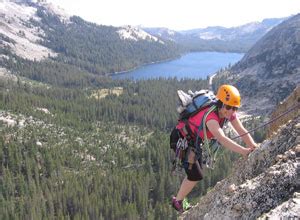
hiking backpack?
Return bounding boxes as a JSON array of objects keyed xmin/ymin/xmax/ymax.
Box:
[
  {"xmin": 171, "ymin": 89, "xmax": 224, "ymax": 173},
  {"xmin": 177, "ymin": 89, "xmax": 217, "ymax": 120}
]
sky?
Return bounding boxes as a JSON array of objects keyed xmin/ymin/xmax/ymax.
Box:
[{"xmin": 47, "ymin": 0, "xmax": 300, "ymax": 31}]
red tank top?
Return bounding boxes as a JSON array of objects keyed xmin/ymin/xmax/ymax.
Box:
[{"xmin": 176, "ymin": 107, "xmax": 236, "ymax": 140}]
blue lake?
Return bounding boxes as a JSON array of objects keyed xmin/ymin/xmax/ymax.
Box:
[{"xmin": 111, "ymin": 52, "xmax": 244, "ymax": 80}]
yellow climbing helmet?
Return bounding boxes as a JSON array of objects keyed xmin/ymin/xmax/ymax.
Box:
[{"xmin": 216, "ymin": 84, "xmax": 241, "ymax": 107}]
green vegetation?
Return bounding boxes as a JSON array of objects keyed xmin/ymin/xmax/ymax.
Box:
[
  {"xmin": 1, "ymin": 7, "xmax": 182, "ymax": 88},
  {"xmin": 0, "ymin": 76, "xmax": 266, "ymax": 219},
  {"xmin": 35, "ymin": 8, "xmax": 181, "ymax": 76}
]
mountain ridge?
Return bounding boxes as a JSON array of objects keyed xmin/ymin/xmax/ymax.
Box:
[
  {"xmin": 212, "ymin": 13, "xmax": 300, "ymax": 115},
  {"xmin": 143, "ymin": 17, "xmax": 287, "ymax": 53},
  {"xmin": 0, "ymin": 0, "xmax": 181, "ymax": 85}
]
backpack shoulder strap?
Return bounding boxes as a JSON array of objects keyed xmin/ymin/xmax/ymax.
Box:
[{"xmin": 196, "ymin": 105, "xmax": 217, "ymax": 151}]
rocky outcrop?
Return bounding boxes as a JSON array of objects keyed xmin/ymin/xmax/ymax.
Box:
[
  {"xmin": 181, "ymin": 89, "xmax": 300, "ymax": 219},
  {"xmin": 257, "ymin": 192, "xmax": 300, "ymax": 219},
  {"xmin": 268, "ymin": 86, "xmax": 300, "ymax": 137},
  {"xmin": 0, "ymin": 0, "xmax": 58, "ymax": 61},
  {"xmin": 213, "ymin": 14, "xmax": 300, "ymax": 115}
]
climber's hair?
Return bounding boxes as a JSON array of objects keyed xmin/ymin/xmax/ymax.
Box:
[{"xmin": 216, "ymin": 100, "xmax": 223, "ymax": 109}]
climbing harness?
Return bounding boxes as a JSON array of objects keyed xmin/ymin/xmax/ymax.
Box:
[{"xmin": 172, "ymin": 105, "xmax": 222, "ymax": 177}]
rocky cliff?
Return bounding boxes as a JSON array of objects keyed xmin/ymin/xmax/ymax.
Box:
[
  {"xmin": 268, "ymin": 86, "xmax": 300, "ymax": 137},
  {"xmin": 181, "ymin": 87, "xmax": 300, "ymax": 219},
  {"xmin": 213, "ymin": 14, "xmax": 300, "ymax": 115}
]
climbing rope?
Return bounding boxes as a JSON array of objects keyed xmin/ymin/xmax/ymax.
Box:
[{"xmin": 231, "ymin": 101, "xmax": 300, "ymax": 140}]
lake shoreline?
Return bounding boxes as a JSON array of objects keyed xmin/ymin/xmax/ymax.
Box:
[
  {"xmin": 111, "ymin": 52, "xmax": 244, "ymax": 80},
  {"xmin": 109, "ymin": 54, "xmax": 183, "ymax": 76}
]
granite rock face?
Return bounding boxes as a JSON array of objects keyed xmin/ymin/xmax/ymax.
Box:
[
  {"xmin": 257, "ymin": 192, "xmax": 300, "ymax": 219},
  {"xmin": 234, "ymin": 14, "xmax": 300, "ymax": 113},
  {"xmin": 181, "ymin": 89, "xmax": 300, "ymax": 220},
  {"xmin": 213, "ymin": 14, "xmax": 300, "ymax": 115}
]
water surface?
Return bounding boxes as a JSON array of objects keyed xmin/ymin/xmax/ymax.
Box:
[{"xmin": 111, "ymin": 52, "xmax": 244, "ymax": 80}]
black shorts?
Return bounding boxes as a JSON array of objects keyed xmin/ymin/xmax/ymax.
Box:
[
  {"xmin": 183, "ymin": 160, "xmax": 203, "ymax": 181},
  {"xmin": 170, "ymin": 127, "xmax": 203, "ymax": 181}
]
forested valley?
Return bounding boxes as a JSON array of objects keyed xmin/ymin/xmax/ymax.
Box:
[{"xmin": 0, "ymin": 75, "xmax": 266, "ymax": 219}]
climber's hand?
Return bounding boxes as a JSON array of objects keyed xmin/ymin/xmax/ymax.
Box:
[
  {"xmin": 248, "ymin": 143, "xmax": 258, "ymax": 151},
  {"xmin": 241, "ymin": 148, "xmax": 252, "ymax": 160}
]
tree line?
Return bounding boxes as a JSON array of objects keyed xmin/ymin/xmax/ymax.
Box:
[
  {"xmin": 0, "ymin": 77, "xmax": 267, "ymax": 219},
  {"xmin": 35, "ymin": 8, "xmax": 182, "ymax": 76}
]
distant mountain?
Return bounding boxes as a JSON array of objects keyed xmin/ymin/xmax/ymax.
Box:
[
  {"xmin": 180, "ymin": 18, "xmax": 286, "ymax": 40},
  {"xmin": 0, "ymin": 0, "xmax": 181, "ymax": 87},
  {"xmin": 143, "ymin": 17, "xmax": 288, "ymax": 53},
  {"xmin": 141, "ymin": 27, "xmax": 182, "ymax": 41},
  {"xmin": 212, "ymin": 14, "xmax": 300, "ymax": 114}
]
